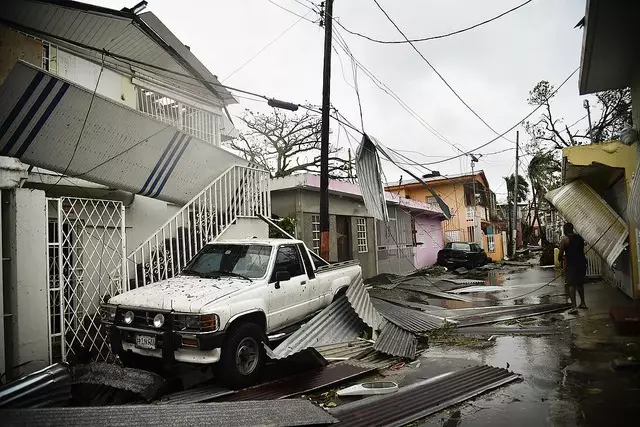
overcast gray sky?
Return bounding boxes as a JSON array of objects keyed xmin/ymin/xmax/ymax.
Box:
[{"xmin": 88, "ymin": 0, "xmax": 590, "ymax": 202}]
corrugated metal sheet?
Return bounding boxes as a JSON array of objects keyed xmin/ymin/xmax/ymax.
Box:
[
  {"xmin": 345, "ymin": 272, "xmax": 384, "ymax": 330},
  {"xmin": 397, "ymin": 284, "xmax": 478, "ymax": 302},
  {"xmin": 369, "ymin": 295, "xmax": 433, "ymax": 312},
  {"xmin": 546, "ymin": 180, "xmax": 628, "ymax": 267},
  {"xmin": 372, "ymin": 298, "xmax": 448, "ymax": 332},
  {"xmin": 330, "ymin": 365, "xmax": 519, "ymax": 427},
  {"xmin": 441, "ymin": 278, "xmax": 486, "ymax": 285},
  {"xmin": 315, "ymin": 341, "xmax": 373, "ymax": 360},
  {"xmin": 155, "ymin": 385, "xmax": 234, "ymax": 405},
  {"xmin": 0, "ymin": 363, "xmax": 71, "ymax": 409},
  {"xmin": 628, "ymin": 163, "xmax": 640, "ymax": 228},
  {"xmin": 354, "ymin": 348, "xmax": 402, "ymax": 370},
  {"xmin": 355, "ymin": 134, "xmax": 389, "ymax": 221},
  {"xmin": 454, "ymin": 303, "xmax": 572, "ymax": 327},
  {"xmin": 2, "ymin": 400, "xmax": 338, "ymax": 427},
  {"xmin": 0, "ymin": 63, "xmax": 248, "ymax": 204},
  {"xmin": 224, "ymin": 361, "xmax": 376, "ymax": 401},
  {"xmin": 1, "ymin": 0, "xmax": 235, "ymax": 104},
  {"xmin": 373, "ymin": 321, "xmax": 417, "ymax": 359},
  {"xmin": 267, "ymin": 296, "xmax": 366, "ymax": 360}
]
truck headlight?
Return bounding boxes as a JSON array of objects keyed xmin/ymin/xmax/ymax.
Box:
[
  {"xmin": 177, "ymin": 314, "xmax": 219, "ymax": 332},
  {"xmin": 124, "ymin": 310, "xmax": 134, "ymax": 324},
  {"xmin": 153, "ymin": 313, "xmax": 165, "ymax": 328},
  {"xmin": 99, "ymin": 305, "xmax": 116, "ymax": 323}
]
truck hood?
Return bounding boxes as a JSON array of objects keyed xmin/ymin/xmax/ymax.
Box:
[{"xmin": 108, "ymin": 275, "xmax": 250, "ymax": 313}]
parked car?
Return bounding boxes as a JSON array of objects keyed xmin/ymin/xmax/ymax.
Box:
[
  {"xmin": 437, "ymin": 242, "xmax": 489, "ymax": 269},
  {"xmin": 100, "ymin": 239, "xmax": 361, "ymax": 388}
]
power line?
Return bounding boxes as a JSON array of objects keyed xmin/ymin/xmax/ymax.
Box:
[
  {"xmin": 417, "ymin": 67, "xmax": 580, "ymax": 166},
  {"xmin": 222, "ymin": 11, "xmax": 311, "ymax": 82},
  {"xmin": 265, "ymin": 0, "xmax": 319, "ymax": 23},
  {"xmin": 371, "ymin": 0, "xmax": 515, "ymax": 144},
  {"xmin": 331, "ymin": 27, "xmax": 467, "ymax": 156},
  {"xmin": 336, "ymin": 0, "xmax": 534, "ymax": 44}
]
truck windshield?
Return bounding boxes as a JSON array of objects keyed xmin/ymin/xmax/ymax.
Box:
[{"xmin": 184, "ymin": 244, "xmax": 272, "ymax": 279}]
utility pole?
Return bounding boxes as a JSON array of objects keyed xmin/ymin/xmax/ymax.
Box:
[
  {"xmin": 512, "ymin": 131, "xmax": 519, "ymax": 257},
  {"xmin": 584, "ymin": 99, "xmax": 594, "ymax": 143},
  {"xmin": 470, "ymin": 154, "xmax": 479, "ymax": 243},
  {"xmin": 319, "ymin": 0, "xmax": 334, "ymax": 261}
]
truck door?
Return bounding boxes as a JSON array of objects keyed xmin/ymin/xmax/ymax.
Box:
[{"xmin": 267, "ymin": 244, "xmax": 311, "ymax": 330}]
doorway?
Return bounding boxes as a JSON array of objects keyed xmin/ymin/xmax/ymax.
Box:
[{"xmin": 336, "ymin": 215, "xmax": 352, "ymax": 262}]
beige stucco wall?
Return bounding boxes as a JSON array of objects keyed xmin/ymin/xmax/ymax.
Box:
[{"xmin": 0, "ymin": 26, "xmax": 42, "ymax": 86}]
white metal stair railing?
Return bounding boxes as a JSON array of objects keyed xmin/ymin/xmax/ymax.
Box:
[{"xmin": 128, "ymin": 164, "xmax": 271, "ymax": 289}]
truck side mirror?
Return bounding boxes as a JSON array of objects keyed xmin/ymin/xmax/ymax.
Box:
[{"xmin": 275, "ymin": 271, "xmax": 291, "ymax": 284}]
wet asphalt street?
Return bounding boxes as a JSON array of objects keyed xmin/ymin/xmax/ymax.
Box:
[{"xmin": 382, "ymin": 265, "xmax": 640, "ymax": 427}]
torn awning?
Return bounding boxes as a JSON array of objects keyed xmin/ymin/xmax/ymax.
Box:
[
  {"xmin": 359, "ymin": 134, "xmax": 451, "ymax": 219},
  {"xmin": 628, "ymin": 163, "xmax": 640, "ymax": 229},
  {"xmin": 0, "ymin": 62, "xmax": 248, "ymax": 204},
  {"xmin": 545, "ymin": 179, "xmax": 628, "ymax": 267},
  {"xmin": 355, "ymin": 135, "xmax": 389, "ymax": 221}
]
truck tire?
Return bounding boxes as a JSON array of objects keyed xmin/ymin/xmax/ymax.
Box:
[{"xmin": 219, "ymin": 322, "xmax": 266, "ymax": 389}]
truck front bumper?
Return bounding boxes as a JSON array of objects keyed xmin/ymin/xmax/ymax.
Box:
[{"xmin": 109, "ymin": 325, "xmax": 225, "ymax": 365}]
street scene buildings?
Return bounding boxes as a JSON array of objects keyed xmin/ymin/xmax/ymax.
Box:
[{"xmin": 0, "ymin": 1, "xmax": 639, "ymax": 426}]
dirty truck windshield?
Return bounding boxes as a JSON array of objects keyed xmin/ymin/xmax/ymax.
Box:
[{"xmin": 185, "ymin": 244, "xmax": 272, "ymax": 279}]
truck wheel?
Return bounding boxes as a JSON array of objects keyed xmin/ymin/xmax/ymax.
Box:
[{"xmin": 219, "ymin": 322, "xmax": 266, "ymax": 389}]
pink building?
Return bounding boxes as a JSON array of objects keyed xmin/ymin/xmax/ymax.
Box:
[{"xmin": 271, "ymin": 174, "xmax": 447, "ymax": 277}]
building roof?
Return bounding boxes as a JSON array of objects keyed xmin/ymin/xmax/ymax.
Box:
[
  {"xmin": 270, "ymin": 173, "xmax": 446, "ymax": 218},
  {"xmin": 1, "ymin": 0, "xmax": 236, "ymax": 105},
  {"xmin": 578, "ymin": 0, "xmax": 640, "ymax": 94},
  {"xmin": 385, "ymin": 170, "xmax": 491, "ymax": 191}
]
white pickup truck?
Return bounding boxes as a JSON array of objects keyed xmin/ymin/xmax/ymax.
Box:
[{"xmin": 100, "ymin": 238, "xmax": 361, "ymax": 387}]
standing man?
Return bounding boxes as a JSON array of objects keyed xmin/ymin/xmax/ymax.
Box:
[{"xmin": 558, "ymin": 222, "xmax": 588, "ymax": 312}]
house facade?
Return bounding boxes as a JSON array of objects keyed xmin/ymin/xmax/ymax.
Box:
[
  {"xmin": 385, "ymin": 171, "xmax": 503, "ymax": 260},
  {"xmin": 270, "ymin": 174, "xmax": 446, "ymax": 278},
  {"xmin": 0, "ymin": 0, "xmax": 269, "ymax": 379}
]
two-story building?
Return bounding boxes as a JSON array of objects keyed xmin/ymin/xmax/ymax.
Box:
[
  {"xmin": 385, "ymin": 171, "xmax": 503, "ymax": 260},
  {"xmin": 0, "ymin": 0, "xmax": 270, "ymax": 378},
  {"xmin": 270, "ymin": 173, "xmax": 447, "ymax": 278}
]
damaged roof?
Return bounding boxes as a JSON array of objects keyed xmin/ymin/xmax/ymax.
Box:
[
  {"xmin": 372, "ymin": 298, "xmax": 451, "ymax": 332},
  {"xmin": 1, "ymin": 0, "xmax": 235, "ymax": 104},
  {"xmin": 330, "ymin": 365, "xmax": 520, "ymax": 426},
  {"xmin": 372, "ymin": 321, "xmax": 418, "ymax": 359},
  {"xmin": 345, "ymin": 273, "xmax": 384, "ymax": 331},
  {"xmin": 545, "ymin": 180, "xmax": 628, "ymax": 267},
  {"xmin": 266, "ymin": 296, "xmax": 366, "ymax": 360},
  {"xmin": 3, "ymin": 400, "xmax": 338, "ymax": 426}
]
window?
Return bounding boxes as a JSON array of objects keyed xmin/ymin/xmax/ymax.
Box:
[
  {"xmin": 311, "ymin": 215, "xmax": 320, "ymax": 254},
  {"xmin": 271, "ymin": 245, "xmax": 305, "ymax": 281},
  {"xmin": 451, "ymin": 243, "xmax": 471, "ymax": 252},
  {"xmin": 186, "ymin": 244, "xmax": 272, "ymax": 279},
  {"xmin": 356, "ymin": 218, "xmax": 368, "ymax": 253},
  {"xmin": 136, "ymin": 87, "xmax": 221, "ymax": 145},
  {"xmin": 426, "ymin": 196, "xmax": 437, "ymax": 206},
  {"xmin": 42, "ymin": 41, "xmax": 57, "ymax": 73},
  {"xmin": 466, "ymin": 206, "xmax": 475, "ymax": 220}
]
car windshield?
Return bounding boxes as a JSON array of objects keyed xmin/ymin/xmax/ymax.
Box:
[
  {"xmin": 184, "ymin": 244, "xmax": 272, "ymax": 279},
  {"xmin": 451, "ymin": 243, "xmax": 471, "ymax": 252}
]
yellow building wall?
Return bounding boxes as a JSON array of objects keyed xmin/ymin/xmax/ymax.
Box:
[{"xmin": 564, "ymin": 141, "xmax": 639, "ymax": 297}]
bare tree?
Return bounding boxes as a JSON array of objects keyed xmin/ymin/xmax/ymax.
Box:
[
  {"xmin": 228, "ymin": 110, "xmax": 353, "ymax": 179},
  {"xmin": 524, "ymin": 81, "xmax": 632, "ymax": 150}
]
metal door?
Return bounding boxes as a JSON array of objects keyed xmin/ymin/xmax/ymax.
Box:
[{"xmin": 47, "ymin": 197, "xmax": 126, "ymax": 363}]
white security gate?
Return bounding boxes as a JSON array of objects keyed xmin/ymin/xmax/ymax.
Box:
[{"xmin": 47, "ymin": 197, "xmax": 126, "ymax": 363}]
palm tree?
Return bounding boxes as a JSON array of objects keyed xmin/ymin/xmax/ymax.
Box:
[
  {"xmin": 504, "ymin": 174, "xmax": 529, "ymax": 204},
  {"xmin": 527, "ymin": 151, "xmax": 561, "ymax": 244},
  {"xmin": 504, "ymin": 174, "xmax": 529, "ymax": 255}
]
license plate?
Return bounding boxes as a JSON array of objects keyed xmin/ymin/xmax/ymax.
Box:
[{"xmin": 135, "ymin": 334, "xmax": 156, "ymax": 350}]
